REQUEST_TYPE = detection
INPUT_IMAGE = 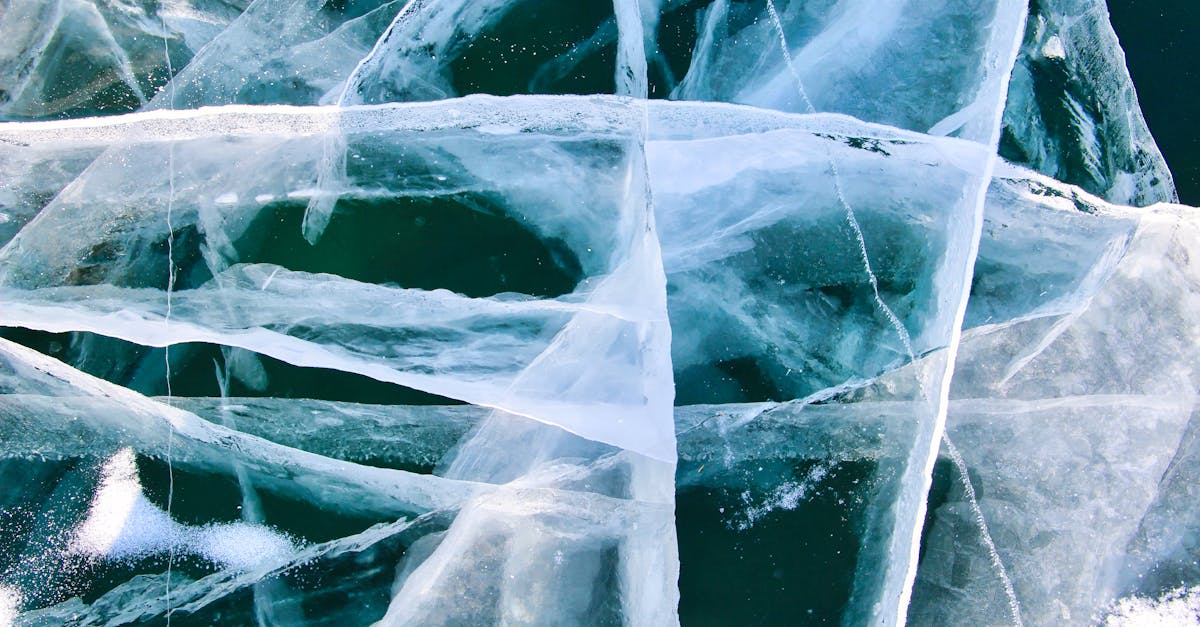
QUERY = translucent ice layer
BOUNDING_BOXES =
[0,1,1195,626]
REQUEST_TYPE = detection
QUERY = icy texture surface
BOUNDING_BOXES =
[998,0,1177,206]
[0,1,1195,626]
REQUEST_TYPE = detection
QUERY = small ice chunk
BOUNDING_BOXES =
[1041,35,1066,60]
[214,192,238,205]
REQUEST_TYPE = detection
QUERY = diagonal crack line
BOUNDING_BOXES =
[941,434,1024,626]
[764,0,916,365]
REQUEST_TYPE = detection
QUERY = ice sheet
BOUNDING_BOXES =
[1,1,1195,624]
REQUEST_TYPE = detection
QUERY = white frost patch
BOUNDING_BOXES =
[0,212,10,224]
[71,448,298,570]
[194,523,297,570]
[0,585,20,627]
[733,464,828,531]
[72,448,174,559]
[1041,35,1066,60]
[214,192,238,205]
[1103,585,1200,626]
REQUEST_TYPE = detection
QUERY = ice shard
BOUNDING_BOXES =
[911,169,1200,625]
[999,0,1177,206]
[0,0,1197,625]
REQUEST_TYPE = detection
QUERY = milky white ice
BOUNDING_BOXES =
[0,0,1195,625]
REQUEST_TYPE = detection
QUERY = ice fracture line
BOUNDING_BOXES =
[763,0,915,363]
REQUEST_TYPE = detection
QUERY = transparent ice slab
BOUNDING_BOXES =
[0,0,247,120]
[0,95,681,625]
[0,97,676,463]
[910,170,1200,625]
[340,0,1029,144]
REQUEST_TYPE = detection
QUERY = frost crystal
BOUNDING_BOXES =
[0,0,1194,625]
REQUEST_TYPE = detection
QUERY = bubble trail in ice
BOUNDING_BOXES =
[942,434,1023,627]
[764,0,915,363]
[158,19,178,624]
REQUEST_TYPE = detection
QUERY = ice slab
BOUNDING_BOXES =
[910,175,1200,624]
[646,102,1002,625]
[0,0,1194,623]
[0,96,680,624]
[998,0,1177,206]
[144,0,407,110]
[648,106,994,402]
[0,97,676,463]
[0,336,482,517]
[669,0,1027,144]
[343,0,1029,145]
[0,0,246,120]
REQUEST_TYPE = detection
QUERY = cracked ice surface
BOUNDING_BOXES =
[0,0,1195,625]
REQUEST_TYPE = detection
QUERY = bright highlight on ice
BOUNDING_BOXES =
[72,449,297,570]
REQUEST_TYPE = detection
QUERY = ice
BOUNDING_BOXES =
[672,0,1028,143]
[998,0,1177,206]
[170,397,481,468]
[0,0,247,120]
[648,104,1009,623]
[1102,585,1200,626]
[1,1,1197,625]
[18,515,445,625]
[143,0,407,110]
[909,175,1200,624]
[72,448,298,570]
[0,586,17,627]
[648,108,994,397]
[0,336,482,517]
[0,96,676,462]
[341,0,623,105]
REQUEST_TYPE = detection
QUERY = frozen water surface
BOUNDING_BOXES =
[0,1,1195,625]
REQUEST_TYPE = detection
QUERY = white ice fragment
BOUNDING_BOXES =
[1041,35,1066,59]
[254,194,275,204]
[214,192,238,205]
